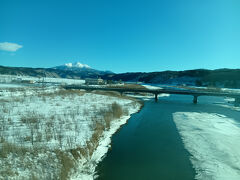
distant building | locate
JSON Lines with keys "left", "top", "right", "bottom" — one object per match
{"left": 85, "top": 78, "right": 105, "bottom": 85}
{"left": 21, "top": 80, "right": 35, "bottom": 84}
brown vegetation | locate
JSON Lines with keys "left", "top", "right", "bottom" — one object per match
{"left": 108, "top": 83, "right": 147, "bottom": 89}
{"left": 36, "top": 88, "right": 85, "bottom": 98}
{"left": 0, "top": 141, "right": 29, "bottom": 158}
{"left": 55, "top": 150, "right": 75, "bottom": 180}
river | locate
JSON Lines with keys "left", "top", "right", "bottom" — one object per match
{"left": 96, "top": 94, "right": 240, "bottom": 180}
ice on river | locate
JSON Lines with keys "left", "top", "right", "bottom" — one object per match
{"left": 173, "top": 112, "right": 240, "bottom": 180}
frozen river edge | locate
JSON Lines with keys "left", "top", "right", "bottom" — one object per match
{"left": 173, "top": 112, "right": 240, "bottom": 180}
{"left": 71, "top": 102, "right": 141, "bottom": 180}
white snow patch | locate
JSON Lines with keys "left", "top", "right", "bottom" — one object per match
{"left": 173, "top": 112, "right": 240, "bottom": 180}
{"left": 142, "top": 85, "right": 163, "bottom": 90}
{"left": 0, "top": 74, "right": 85, "bottom": 85}
{"left": 221, "top": 88, "right": 240, "bottom": 93}
{"left": 0, "top": 83, "right": 24, "bottom": 88}
{"left": 213, "top": 98, "right": 240, "bottom": 111}
{"left": 65, "top": 62, "right": 91, "bottom": 69}
{"left": 126, "top": 93, "right": 170, "bottom": 101}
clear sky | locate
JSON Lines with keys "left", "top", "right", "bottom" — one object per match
{"left": 0, "top": 0, "right": 239, "bottom": 73}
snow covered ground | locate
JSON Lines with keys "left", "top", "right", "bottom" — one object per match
{"left": 126, "top": 93, "right": 170, "bottom": 101}
{"left": 124, "top": 84, "right": 169, "bottom": 100}
{"left": 142, "top": 84, "right": 162, "bottom": 90}
{"left": 173, "top": 112, "right": 240, "bottom": 180}
{"left": 0, "top": 86, "right": 141, "bottom": 179}
{"left": 217, "top": 98, "right": 240, "bottom": 111}
{"left": 0, "top": 74, "right": 85, "bottom": 85}
{"left": 221, "top": 88, "right": 240, "bottom": 93}
{"left": 0, "top": 83, "right": 24, "bottom": 88}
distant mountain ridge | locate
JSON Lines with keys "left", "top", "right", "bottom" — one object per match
{"left": 53, "top": 62, "right": 113, "bottom": 75}
{"left": 1, "top": 64, "right": 240, "bottom": 88}
{"left": 101, "top": 68, "right": 240, "bottom": 88}
{"left": 0, "top": 62, "right": 114, "bottom": 79}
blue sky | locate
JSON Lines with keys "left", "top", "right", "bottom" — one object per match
{"left": 0, "top": 0, "right": 239, "bottom": 73}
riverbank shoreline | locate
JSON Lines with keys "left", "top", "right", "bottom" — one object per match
{"left": 70, "top": 98, "right": 143, "bottom": 180}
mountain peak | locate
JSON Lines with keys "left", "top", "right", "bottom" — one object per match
{"left": 64, "top": 62, "right": 91, "bottom": 69}
{"left": 52, "top": 62, "right": 114, "bottom": 76}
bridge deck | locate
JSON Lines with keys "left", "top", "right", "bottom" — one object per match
{"left": 64, "top": 85, "right": 240, "bottom": 98}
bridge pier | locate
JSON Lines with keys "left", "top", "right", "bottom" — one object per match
{"left": 193, "top": 95, "right": 198, "bottom": 104}
{"left": 155, "top": 93, "right": 158, "bottom": 102}
{"left": 64, "top": 86, "right": 240, "bottom": 106}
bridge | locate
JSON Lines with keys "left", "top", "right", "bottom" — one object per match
{"left": 64, "top": 85, "right": 240, "bottom": 105}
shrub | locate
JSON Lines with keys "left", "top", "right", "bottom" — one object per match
{"left": 55, "top": 150, "right": 75, "bottom": 180}
{"left": 99, "top": 102, "right": 123, "bottom": 129}
{"left": 111, "top": 102, "right": 123, "bottom": 119}
{"left": 0, "top": 142, "right": 29, "bottom": 158}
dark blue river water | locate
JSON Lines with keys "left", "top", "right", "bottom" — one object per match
{"left": 96, "top": 94, "right": 240, "bottom": 180}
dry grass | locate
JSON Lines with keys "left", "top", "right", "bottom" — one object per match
{"left": 1, "top": 140, "right": 75, "bottom": 180}
{"left": 108, "top": 83, "right": 147, "bottom": 89}
{"left": 70, "top": 148, "right": 81, "bottom": 159}
{"left": 93, "top": 90, "right": 144, "bottom": 106}
{"left": 0, "top": 168, "right": 17, "bottom": 177}
{"left": 90, "top": 122, "right": 105, "bottom": 147}
{"left": 93, "top": 90, "right": 122, "bottom": 98}
{"left": 37, "top": 89, "right": 85, "bottom": 98}
{"left": 21, "top": 113, "right": 39, "bottom": 124}
{"left": 76, "top": 102, "right": 124, "bottom": 160}
{"left": 68, "top": 102, "right": 125, "bottom": 165}
{"left": 111, "top": 102, "right": 123, "bottom": 118}
{"left": 71, "top": 147, "right": 88, "bottom": 159}
{"left": 0, "top": 141, "right": 29, "bottom": 158}
{"left": 55, "top": 150, "right": 75, "bottom": 180}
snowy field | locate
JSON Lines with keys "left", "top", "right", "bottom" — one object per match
{"left": 126, "top": 92, "right": 170, "bottom": 101}
{"left": 0, "top": 85, "right": 141, "bottom": 179}
{"left": 221, "top": 88, "right": 240, "bottom": 93}
{"left": 142, "top": 84, "right": 162, "bottom": 90}
{"left": 0, "top": 83, "right": 24, "bottom": 88}
{"left": 0, "top": 74, "right": 85, "bottom": 85}
{"left": 173, "top": 112, "right": 240, "bottom": 180}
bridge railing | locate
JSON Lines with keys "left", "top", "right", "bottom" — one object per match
{"left": 63, "top": 85, "right": 240, "bottom": 104}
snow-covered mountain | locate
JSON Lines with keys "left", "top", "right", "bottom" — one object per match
{"left": 64, "top": 62, "right": 91, "bottom": 69}
{"left": 54, "top": 62, "right": 91, "bottom": 70}
{"left": 53, "top": 62, "right": 114, "bottom": 76}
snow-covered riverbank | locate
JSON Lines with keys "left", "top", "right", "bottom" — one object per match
{"left": 71, "top": 104, "right": 140, "bottom": 179}
{"left": 173, "top": 112, "right": 240, "bottom": 180}
{"left": 0, "top": 85, "right": 141, "bottom": 179}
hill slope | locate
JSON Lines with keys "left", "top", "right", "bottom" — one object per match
{"left": 0, "top": 64, "right": 114, "bottom": 79}
{"left": 1, "top": 65, "right": 240, "bottom": 88}
{"left": 101, "top": 69, "right": 240, "bottom": 88}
